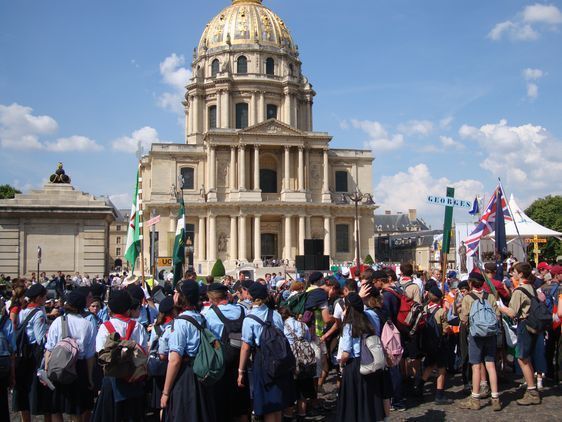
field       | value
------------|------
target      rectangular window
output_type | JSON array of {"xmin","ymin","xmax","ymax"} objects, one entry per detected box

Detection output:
[
  {"xmin": 181, "ymin": 167, "xmax": 195, "ymax": 190},
  {"xmin": 236, "ymin": 103, "xmax": 249, "ymax": 129},
  {"xmin": 266, "ymin": 104, "xmax": 278, "ymax": 120},
  {"xmin": 208, "ymin": 105, "xmax": 217, "ymax": 129},
  {"xmin": 116, "ymin": 225, "xmax": 121, "ymax": 232},
  {"xmin": 336, "ymin": 224, "xmax": 350, "ymax": 253},
  {"xmin": 116, "ymin": 236, "xmax": 121, "ymax": 245},
  {"xmin": 116, "ymin": 247, "xmax": 121, "ymax": 256},
  {"xmin": 335, "ymin": 171, "xmax": 348, "ymax": 192}
]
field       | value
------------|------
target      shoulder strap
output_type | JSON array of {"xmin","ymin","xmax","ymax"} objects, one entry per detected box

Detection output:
[
  {"xmin": 385, "ymin": 287, "xmax": 401, "ymax": 298},
  {"xmin": 154, "ymin": 325, "xmax": 163, "ymax": 337},
  {"xmin": 468, "ymin": 292, "xmax": 479, "ymax": 302},
  {"xmin": 210, "ymin": 304, "xmax": 229, "ymax": 326},
  {"xmin": 237, "ymin": 305, "xmax": 246, "ymax": 322},
  {"xmin": 103, "ymin": 321, "xmax": 116, "ymax": 334},
  {"xmin": 516, "ymin": 287, "xmax": 534, "ymax": 301},
  {"xmin": 124, "ymin": 320, "xmax": 136, "ymax": 340},
  {"xmin": 247, "ymin": 314, "xmax": 265, "ymax": 326},
  {"xmin": 62, "ymin": 315, "xmax": 69, "ymax": 339},
  {"xmin": 20, "ymin": 307, "xmax": 41, "ymax": 330},
  {"xmin": 403, "ymin": 281, "xmax": 415, "ymax": 289},
  {"xmin": 145, "ymin": 306, "xmax": 150, "ymax": 323},
  {"xmin": 266, "ymin": 308, "xmax": 274, "ymax": 323},
  {"xmin": 177, "ymin": 315, "xmax": 204, "ymax": 331}
]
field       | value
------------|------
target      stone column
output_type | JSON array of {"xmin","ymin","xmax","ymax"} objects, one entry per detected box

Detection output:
[
  {"xmin": 238, "ymin": 145, "xmax": 246, "ymax": 190},
  {"xmin": 322, "ymin": 148, "xmax": 329, "ymax": 193},
  {"xmin": 216, "ymin": 90, "xmax": 222, "ymax": 129},
  {"xmin": 305, "ymin": 216, "xmax": 311, "ymax": 239},
  {"xmin": 230, "ymin": 216, "xmax": 237, "ymax": 261},
  {"xmin": 208, "ymin": 215, "xmax": 216, "ymax": 262},
  {"xmin": 284, "ymin": 93, "xmax": 291, "ymax": 125},
  {"xmin": 198, "ymin": 216, "xmax": 206, "ymax": 261},
  {"xmin": 298, "ymin": 215, "xmax": 306, "ymax": 255},
  {"xmin": 305, "ymin": 147, "xmax": 310, "ymax": 191},
  {"xmin": 253, "ymin": 215, "xmax": 262, "ymax": 264},
  {"xmin": 284, "ymin": 215, "xmax": 292, "ymax": 260},
  {"xmin": 258, "ymin": 91, "xmax": 265, "ymax": 123},
  {"xmin": 193, "ymin": 95, "xmax": 200, "ymax": 133},
  {"xmin": 253, "ymin": 145, "xmax": 260, "ymax": 191},
  {"xmin": 224, "ymin": 90, "xmax": 231, "ymax": 128},
  {"xmin": 251, "ymin": 92, "xmax": 257, "ymax": 126},
  {"xmin": 230, "ymin": 146, "xmax": 237, "ymax": 191},
  {"xmin": 308, "ymin": 99, "xmax": 313, "ymax": 131},
  {"xmin": 292, "ymin": 95, "xmax": 298, "ymax": 127},
  {"xmin": 239, "ymin": 215, "xmax": 247, "ymax": 262},
  {"xmin": 298, "ymin": 146, "xmax": 304, "ymax": 191},
  {"xmin": 324, "ymin": 216, "xmax": 331, "ymax": 256},
  {"xmin": 283, "ymin": 146, "xmax": 290, "ymax": 191},
  {"xmin": 209, "ymin": 145, "xmax": 216, "ymax": 190}
]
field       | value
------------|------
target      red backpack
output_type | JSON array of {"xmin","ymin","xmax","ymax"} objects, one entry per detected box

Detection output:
[{"xmin": 386, "ymin": 284, "xmax": 425, "ymax": 335}]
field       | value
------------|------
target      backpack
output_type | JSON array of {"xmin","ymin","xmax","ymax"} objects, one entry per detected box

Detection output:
[
  {"xmin": 386, "ymin": 284, "xmax": 425, "ymax": 335},
  {"xmin": 421, "ymin": 307, "xmax": 442, "ymax": 355},
  {"xmin": 47, "ymin": 315, "xmax": 79, "ymax": 384},
  {"xmin": 468, "ymin": 292, "xmax": 498, "ymax": 338},
  {"xmin": 0, "ymin": 315, "xmax": 12, "ymax": 381},
  {"xmin": 545, "ymin": 283, "xmax": 559, "ymax": 315},
  {"xmin": 359, "ymin": 334, "xmax": 385, "ymax": 375},
  {"xmin": 176, "ymin": 315, "xmax": 225, "ymax": 386},
  {"xmin": 147, "ymin": 324, "xmax": 167, "ymax": 377},
  {"xmin": 380, "ymin": 320, "xmax": 403, "ymax": 367},
  {"xmin": 247, "ymin": 310, "xmax": 296, "ymax": 386},
  {"xmin": 210, "ymin": 305, "xmax": 245, "ymax": 366},
  {"xmin": 516, "ymin": 287, "xmax": 552, "ymax": 334},
  {"xmin": 15, "ymin": 308, "xmax": 41, "ymax": 361},
  {"xmin": 281, "ymin": 292, "xmax": 308, "ymax": 318},
  {"xmin": 98, "ymin": 320, "xmax": 148, "ymax": 383},
  {"xmin": 284, "ymin": 320, "xmax": 316, "ymax": 379}
]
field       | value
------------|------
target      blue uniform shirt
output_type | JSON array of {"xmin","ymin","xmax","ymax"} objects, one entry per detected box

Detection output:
[
  {"xmin": 45, "ymin": 314, "xmax": 96, "ymax": 359},
  {"xmin": 168, "ymin": 310, "xmax": 206, "ymax": 357},
  {"xmin": 241, "ymin": 305, "xmax": 284, "ymax": 347},
  {"xmin": 97, "ymin": 306, "xmax": 110, "ymax": 323},
  {"xmin": 137, "ymin": 305, "xmax": 159, "ymax": 327},
  {"xmin": 148, "ymin": 321, "xmax": 173, "ymax": 355},
  {"xmin": 1, "ymin": 315, "xmax": 16, "ymax": 352},
  {"xmin": 18, "ymin": 306, "xmax": 48, "ymax": 345},
  {"xmin": 283, "ymin": 317, "xmax": 311, "ymax": 345},
  {"xmin": 365, "ymin": 308, "xmax": 382, "ymax": 337},
  {"xmin": 205, "ymin": 304, "xmax": 245, "ymax": 340},
  {"xmin": 339, "ymin": 323, "xmax": 361, "ymax": 358}
]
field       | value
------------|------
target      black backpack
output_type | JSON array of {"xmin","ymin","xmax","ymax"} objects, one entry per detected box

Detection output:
[
  {"xmin": 421, "ymin": 307, "xmax": 441, "ymax": 355},
  {"xmin": 0, "ymin": 315, "xmax": 12, "ymax": 381},
  {"xmin": 247, "ymin": 309, "xmax": 296, "ymax": 386},
  {"xmin": 15, "ymin": 308, "xmax": 41, "ymax": 361},
  {"xmin": 516, "ymin": 287, "xmax": 552, "ymax": 334},
  {"xmin": 210, "ymin": 304, "xmax": 245, "ymax": 366}
]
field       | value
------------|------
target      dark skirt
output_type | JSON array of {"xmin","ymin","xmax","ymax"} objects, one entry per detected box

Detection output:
[
  {"xmin": 214, "ymin": 362, "xmax": 251, "ymax": 420},
  {"xmin": 51, "ymin": 359, "xmax": 94, "ymax": 415},
  {"xmin": 252, "ymin": 360, "xmax": 296, "ymax": 416},
  {"xmin": 336, "ymin": 358, "xmax": 386, "ymax": 422},
  {"xmin": 294, "ymin": 376, "xmax": 316, "ymax": 401},
  {"xmin": 164, "ymin": 362, "xmax": 217, "ymax": 422},
  {"xmin": 91, "ymin": 377, "xmax": 146, "ymax": 422},
  {"xmin": 148, "ymin": 375, "xmax": 165, "ymax": 410},
  {"xmin": 12, "ymin": 354, "xmax": 53, "ymax": 415}
]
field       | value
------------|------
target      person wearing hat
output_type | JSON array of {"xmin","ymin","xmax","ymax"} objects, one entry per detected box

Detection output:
[
  {"xmin": 127, "ymin": 284, "xmax": 158, "ymax": 330},
  {"xmin": 12, "ymin": 283, "xmax": 53, "ymax": 420},
  {"xmin": 458, "ymin": 271, "xmax": 501, "ymax": 411},
  {"xmin": 415, "ymin": 286, "xmax": 454, "ymax": 405},
  {"xmin": 160, "ymin": 280, "xmax": 217, "ymax": 421},
  {"xmin": 336, "ymin": 292, "xmax": 385, "ymax": 421},
  {"xmin": 238, "ymin": 282, "xmax": 295, "ymax": 421},
  {"xmin": 205, "ymin": 283, "xmax": 250, "ymax": 421},
  {"xmin": 45, "ymin": 291, "xmax": 97, "ymax": 420},
  {"xmin": 92, "ymin": 289, "xmax": 149, "ymax": 422},
  {"xmin": 146, "ymin": 296, "xmax": 176, "ymax": 413}
]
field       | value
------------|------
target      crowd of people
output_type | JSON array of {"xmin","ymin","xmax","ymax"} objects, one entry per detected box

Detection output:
[{"xmin": 0, "ymin": 259, "xmax": 561, "ymax": 422}]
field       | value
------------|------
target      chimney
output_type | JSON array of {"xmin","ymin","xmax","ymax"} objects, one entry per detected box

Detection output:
[
  {"xmin": 385, "ymin": 210, "xmax": 391, "ymax": 215},
  {"xmin": 408, "ymin": 208, "xmax": 417, "ymax": 221}
]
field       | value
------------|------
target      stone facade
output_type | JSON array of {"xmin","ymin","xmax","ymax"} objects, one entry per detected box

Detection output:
[
  {"xmin": 141, "ymin": 0, "xmax": 376, "ymax": 274},
  {"xmin": 0, "ymin": 184, "xmax": 117, "ymax": 277},
  {"xmin": 108, "ymin": 209, "xmax": 129, "ymax": 271}
]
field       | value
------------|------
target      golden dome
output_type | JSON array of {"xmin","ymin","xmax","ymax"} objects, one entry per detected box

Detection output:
[{"xmin": 198, "ymin": 0, "xmax": 296, "ymax": 55}]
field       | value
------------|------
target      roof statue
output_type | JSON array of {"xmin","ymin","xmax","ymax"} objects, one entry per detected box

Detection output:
[{"xmin": 49, "ymin": 162, "xmax": 71, "ymax": 184}]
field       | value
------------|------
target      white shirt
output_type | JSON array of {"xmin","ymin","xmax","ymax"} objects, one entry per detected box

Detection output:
[
  {"xmin": 46, "ymin": 314, "xmax": 96, "ymax": 359},
  {"xmin": 95, "ymin": 317, "xmax": 148, "ymax": 353}
]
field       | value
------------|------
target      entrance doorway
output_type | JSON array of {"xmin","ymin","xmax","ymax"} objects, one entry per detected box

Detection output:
[{"xmin": 261, "ymin": 233, "xmax": 278, "ymax": 263}]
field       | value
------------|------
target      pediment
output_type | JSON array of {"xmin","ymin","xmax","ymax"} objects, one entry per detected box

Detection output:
[{"xmin": 240, "ymin": 119, "xmax": 303, "ymax": 137}]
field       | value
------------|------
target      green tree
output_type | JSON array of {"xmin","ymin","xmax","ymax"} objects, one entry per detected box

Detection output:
[
  {"xmin": 364, "ymin": 254, "xmax": 374, "ymax": 265},
  {"xmin": 210, "ymin": 258, "xmax": 226, "ymax": 277},
  {"xmin": 0, "ymin": 184, "xmax": 21, "ymax": 199},
  {"xmin": 525, "ymin": 195, "xmax": 562, "ymax": 261}
]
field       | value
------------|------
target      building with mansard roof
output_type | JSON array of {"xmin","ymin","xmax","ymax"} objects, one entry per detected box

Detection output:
[{"xmin": 141, "ymin": 0, "xmax": 376, "ymax": 275}]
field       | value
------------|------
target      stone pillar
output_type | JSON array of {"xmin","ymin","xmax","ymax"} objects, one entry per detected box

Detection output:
[
  {"xmin": 238, "ymin": 145, "xmax": 246, "ymax": 190},
  {"xmin": 283, "ymin": 146, "xmax": 290, "ymax": 191},
  {"xmin": 284, "ymin": 215, "xmax": 292, "ymax": 260},
  {"xmin": 284, "ymin": 93, "xmax": 291, "ymax": 124},
  {"xmin": 298, "ymin": 215, "xmax": 306, "ymax": 255},
  {"xmin": 258, "ymin": 91, "xmax": 265, "ymax": 123},
  {"xmin": 230, "ymin": 146, "xmax": 237, "ymax": 191},
  {"xmin": 324, "ymin": 216, "xmax": 331, "ymax": 256},
  {"xmin": 251, "ymin": 92, "xmax": 257, "ymax": 126},
  {"xmin": 193, "ymin": 95, "xmax": 200, "ymax": 133},
  {"xmin": 305, "ymin": 147, "xmax": 310, "ymax": 191},
  {"xmin": 308, "ymin": 99, "xmax": 313, "ymax": 131},
  {"xmin": 322, "ymin": 148, "xmax": 331, "ymax": 202},
  {"xmin": 239, "ymin": 215, "xmax": 247, "ymax": 262},
  {"xmin": 292, "ymin": 95, "xmax": 298, "ymax": 127},
  {"xmin": 305, "ymin": 216, "xmax": 311, "ymax": 239},
  {"xmin": 253, "ymin": 145, "xmax": 260, "ymax": 191},
  {"xmin": 298, "ymin": 146, "xmax": 304, "ymax": 191},
  {"xmin": 198, "ymin": 216, "xmax": 206, "ymax": 261},
  {"xmin": 209, "ymin": 145, "xmax": 216, "ymax": 190},
  {"xmin": 230, "ymin": 216, "xmax": 237, "ymax": 261},
  {"xmin": 253, "ymin": 215, "xmax": 262, "ymax": 264},
  {"xmin": 208, "ymin": 215, "xmax": 216, "ymax": 263},
  {"xmin": 224, "ymin": 90, "xmax": 231, "ymax": 128},
  {"xmin": 216, "ymin": 90, "xmax": 222, "ymax": 129}
]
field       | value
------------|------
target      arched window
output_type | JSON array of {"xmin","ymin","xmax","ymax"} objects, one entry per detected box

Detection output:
[
  {"xmin": 211, "ymin": 59, "xmax": 220, "ymax": 77},
  {"xmin": 260, "ymin": 169, "xmax": 277, "ymax": 193},
  {"xmin": 265, "ymin": 57, "xmax": 274, "ymax": 75},
  {"xmin": 237, "ymin": 56, "xmax": 248, "ymax": 74},
  {"xmin": 266, "ymin": 104, "xmax": 278, "ymax": 120},
  {"xmin": 235, "ymin": 103, "xmax": 249, "ymax": 129},
  {"xmin": 208, "ymin": 105, "xmax": 217, "ymax": 129}
]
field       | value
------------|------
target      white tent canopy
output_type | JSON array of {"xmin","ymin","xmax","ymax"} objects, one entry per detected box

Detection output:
[{"xmin": 505, "ymin": 195, "xmax": 562, "ymax": 238}]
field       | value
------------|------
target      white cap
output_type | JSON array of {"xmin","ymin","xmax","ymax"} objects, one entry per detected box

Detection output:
[{"xmin": 341, "ymin": 267, "xmax": 350, "ymax": 277}]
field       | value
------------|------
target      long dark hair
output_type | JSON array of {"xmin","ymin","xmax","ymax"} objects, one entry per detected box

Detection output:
[{"xmin": 343, "ymin": 301, "xmax": 375, "ymax": 338}]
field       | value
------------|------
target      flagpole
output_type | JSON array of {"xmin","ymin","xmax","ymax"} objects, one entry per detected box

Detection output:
[{"xmin": 498, "ymin": 178, "xmax": 527, "ymax": 263}]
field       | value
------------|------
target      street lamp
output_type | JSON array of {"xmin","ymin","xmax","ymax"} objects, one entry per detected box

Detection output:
[{"xmin": 342, "ymin": 191, "xmax": 375, "ymax": 269}]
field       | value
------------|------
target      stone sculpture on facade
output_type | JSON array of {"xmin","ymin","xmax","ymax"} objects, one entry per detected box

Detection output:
[{"xmin": 49, "ymin": 162, "xmax": 71, "ymax": 184}]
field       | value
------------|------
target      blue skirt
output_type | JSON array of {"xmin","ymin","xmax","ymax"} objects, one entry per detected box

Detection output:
[{"xmin": 251, "ymin": 360, "xmax": 295, "ymax": 416}]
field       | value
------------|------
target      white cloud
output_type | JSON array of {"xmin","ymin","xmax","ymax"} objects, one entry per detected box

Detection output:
[
  {"xmin": 350, "ymin": 119, "xmax": 404, "ymax": 151},
  {"xmin": 459, "ymin": 119, "xmax": 562, "ymax": 196},
  {"xmin": 45, "ymin": 136, "xmax": 103, "ymax": 152},
  {"xmin": 439, "ymin": 116, "xmax": 454, "ymax": 130},
  {"xmin": 439, "ymin": 135, "xmax": 464, "ymax": 149},
  {"xmin": 527, "ymin": 82, "xmax": 539, "ymax": 99},
  {"xmin": 0, "ymin": 103, "xmax": 57, "ymax": 149},
  {"xmin": 523, "ymin": 68, "xmax": 544, "ymax": 80},
  {"xmin": 112, "ymin": 126, "xmax": 169, "ymax": 154},
  {"xmin": 397, "ymin": 120, "xmax": 433, "ymax": 136},
  {"xmin": 375, "ymin": 163, "xmax": 483, "ymax": 225},
  {"xmin": 158, "ymin": 53, "xmax": 192, "ymax": 115},
  {"xmin": 489, "ymin": 4, "xmax": 562, "ymax": 41}
]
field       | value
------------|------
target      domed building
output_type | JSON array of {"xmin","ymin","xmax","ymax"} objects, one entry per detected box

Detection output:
[{"xmin": 142, "ymin": 0, "xmax": 376, "ymax": 275}]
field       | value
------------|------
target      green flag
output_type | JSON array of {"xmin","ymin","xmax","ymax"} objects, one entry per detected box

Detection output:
[
  {"xmin": 172, "ymin": 199, "xmax": 186, "ymax": 285},
  {"xmin": 124, "ymin": 168, "xmax": 141, "ymax": 272}
]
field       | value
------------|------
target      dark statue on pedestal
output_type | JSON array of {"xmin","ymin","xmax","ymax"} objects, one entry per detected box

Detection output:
[{"xmin": 49, "ymin": 162, "xmax": 71, "ymax": 184}]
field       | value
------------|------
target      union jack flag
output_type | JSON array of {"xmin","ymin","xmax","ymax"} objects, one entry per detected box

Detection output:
[{"xmin": 464, "ymin": 185, "xmax": 512, "ymax": 257}]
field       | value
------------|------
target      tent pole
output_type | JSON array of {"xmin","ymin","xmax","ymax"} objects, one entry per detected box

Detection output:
[{"xmin": 498, "ymin": 178, "xmax": 528, "ymax": 263}]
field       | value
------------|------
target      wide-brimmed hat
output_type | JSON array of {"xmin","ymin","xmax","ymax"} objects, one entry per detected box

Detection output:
[{"xmin": 123, "ymin": 274, "xmax": 139, "ymax": 286}]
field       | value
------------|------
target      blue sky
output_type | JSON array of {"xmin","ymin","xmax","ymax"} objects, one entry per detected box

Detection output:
[{"xmin": 1, "ymin": 0, "xmax": 561, "ymax": 227}]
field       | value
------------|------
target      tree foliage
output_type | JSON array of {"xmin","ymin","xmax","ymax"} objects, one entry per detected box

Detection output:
[
  {"xmin": 210, "ymin": 258, "xmax": 226, "ymax": 277},
  {"xmin": 0, "ymin": 184, "xmax": 21, "ymax": 199},
  {"xmin": 364, "ymin": 254, "xmax": 374, "ymax": 265},
  {"xmin": 524, "ymin": 195, "xmax": 562, "ymax": 261}
]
